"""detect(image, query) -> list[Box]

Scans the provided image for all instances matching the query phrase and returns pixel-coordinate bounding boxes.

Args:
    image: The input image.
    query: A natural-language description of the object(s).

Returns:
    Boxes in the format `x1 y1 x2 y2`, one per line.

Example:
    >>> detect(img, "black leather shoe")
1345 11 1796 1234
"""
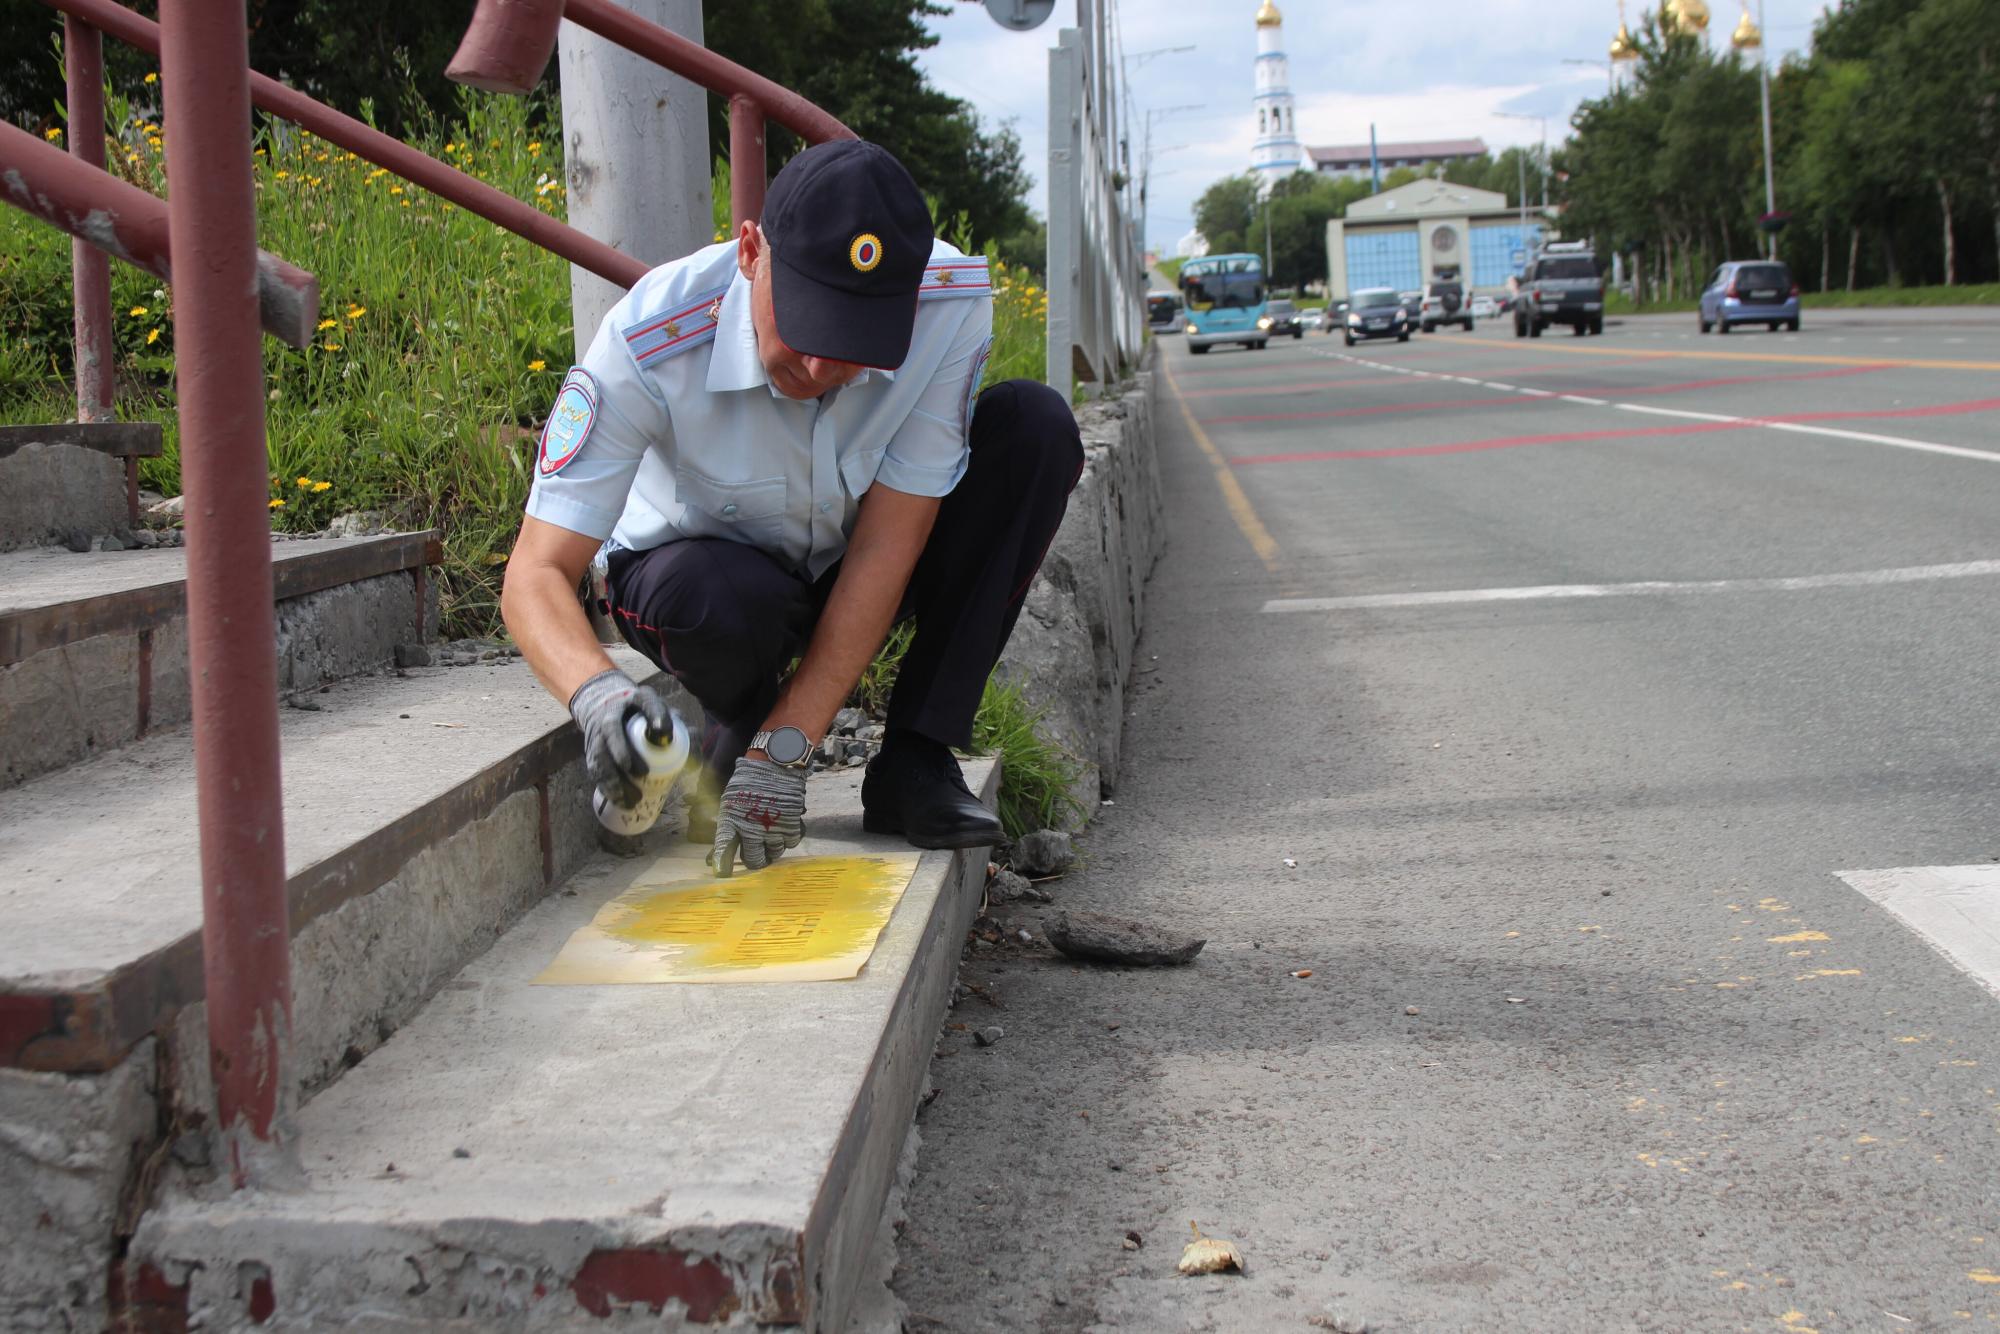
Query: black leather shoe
861 742 1004 850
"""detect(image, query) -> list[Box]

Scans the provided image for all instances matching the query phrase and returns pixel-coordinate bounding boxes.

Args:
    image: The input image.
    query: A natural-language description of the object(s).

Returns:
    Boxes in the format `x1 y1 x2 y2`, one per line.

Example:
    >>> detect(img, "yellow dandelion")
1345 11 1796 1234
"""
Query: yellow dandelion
345 304 366 319
296 476 311 487
254 147 266 157
147 137 162 150
129 305 148 317
269 498 286 509
146 328 160 345
312 481 332 493
44 127 62 141
322 341 342 351
317 318 337 330
444 142 456 152
528 359 546 372
144 72 158 84
527 141 542 154
274 169 289 179
389 184 403 195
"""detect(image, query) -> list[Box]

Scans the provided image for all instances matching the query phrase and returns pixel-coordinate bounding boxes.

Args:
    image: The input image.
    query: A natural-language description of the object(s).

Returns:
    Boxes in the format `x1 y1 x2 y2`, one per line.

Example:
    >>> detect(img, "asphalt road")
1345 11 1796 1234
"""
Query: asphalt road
893 308 2000 1332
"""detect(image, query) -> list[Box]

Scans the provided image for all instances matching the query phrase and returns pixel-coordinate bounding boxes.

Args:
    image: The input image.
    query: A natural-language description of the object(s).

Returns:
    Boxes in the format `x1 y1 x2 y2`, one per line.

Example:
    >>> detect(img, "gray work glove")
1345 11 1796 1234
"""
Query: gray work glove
568 668 673 810
710 757 807 878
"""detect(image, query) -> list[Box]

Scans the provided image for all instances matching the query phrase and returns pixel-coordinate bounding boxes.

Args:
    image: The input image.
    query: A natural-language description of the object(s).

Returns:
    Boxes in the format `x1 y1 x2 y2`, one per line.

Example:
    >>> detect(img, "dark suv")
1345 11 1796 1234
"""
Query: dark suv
1513 244 1605 338
1420 280 1473 332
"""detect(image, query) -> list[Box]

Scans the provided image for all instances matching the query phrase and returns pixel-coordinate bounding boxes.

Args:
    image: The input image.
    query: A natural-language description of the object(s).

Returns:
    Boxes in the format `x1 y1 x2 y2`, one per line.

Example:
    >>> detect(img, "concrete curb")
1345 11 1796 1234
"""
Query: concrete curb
996 357 1163 825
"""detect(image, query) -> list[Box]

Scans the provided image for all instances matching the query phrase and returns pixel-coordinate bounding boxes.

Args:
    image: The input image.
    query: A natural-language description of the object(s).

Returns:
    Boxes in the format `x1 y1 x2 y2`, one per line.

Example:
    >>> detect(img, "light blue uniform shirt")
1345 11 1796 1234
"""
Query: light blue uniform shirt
525 238 994 579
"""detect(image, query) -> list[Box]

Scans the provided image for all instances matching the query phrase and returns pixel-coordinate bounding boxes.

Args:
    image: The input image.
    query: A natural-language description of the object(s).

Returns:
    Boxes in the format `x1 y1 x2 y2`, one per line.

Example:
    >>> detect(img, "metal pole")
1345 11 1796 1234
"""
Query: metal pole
1539 117 1548 211
1757 0 1777 260
158 0 294 1188
64 17 114 427
556 0 711 362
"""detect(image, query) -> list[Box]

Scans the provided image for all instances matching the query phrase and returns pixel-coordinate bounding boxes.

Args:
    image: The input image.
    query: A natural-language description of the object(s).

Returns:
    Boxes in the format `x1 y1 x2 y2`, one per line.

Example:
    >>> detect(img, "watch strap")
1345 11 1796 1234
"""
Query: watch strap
751 726 814 768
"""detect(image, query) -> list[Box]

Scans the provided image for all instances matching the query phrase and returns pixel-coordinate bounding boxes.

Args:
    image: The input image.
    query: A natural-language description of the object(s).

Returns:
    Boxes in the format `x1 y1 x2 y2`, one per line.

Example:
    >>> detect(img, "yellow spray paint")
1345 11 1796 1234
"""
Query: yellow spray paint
535 853 922 985
1769 930 1831 943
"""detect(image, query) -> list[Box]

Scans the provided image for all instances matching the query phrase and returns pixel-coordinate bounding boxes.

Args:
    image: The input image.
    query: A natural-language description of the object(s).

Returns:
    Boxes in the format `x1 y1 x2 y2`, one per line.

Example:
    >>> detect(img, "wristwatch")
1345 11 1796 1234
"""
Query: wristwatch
749 725 814 768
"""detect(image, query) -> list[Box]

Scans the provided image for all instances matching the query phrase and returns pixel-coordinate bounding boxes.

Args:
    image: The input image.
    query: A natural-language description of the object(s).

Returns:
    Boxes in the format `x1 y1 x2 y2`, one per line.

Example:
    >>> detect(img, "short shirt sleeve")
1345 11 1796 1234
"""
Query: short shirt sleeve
875 294 993 498
523 315 670 540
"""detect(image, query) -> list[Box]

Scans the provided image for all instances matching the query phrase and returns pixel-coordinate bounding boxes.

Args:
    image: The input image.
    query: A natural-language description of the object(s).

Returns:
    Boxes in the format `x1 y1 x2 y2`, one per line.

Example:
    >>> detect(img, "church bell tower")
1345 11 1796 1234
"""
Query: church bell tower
1251 0 1302 195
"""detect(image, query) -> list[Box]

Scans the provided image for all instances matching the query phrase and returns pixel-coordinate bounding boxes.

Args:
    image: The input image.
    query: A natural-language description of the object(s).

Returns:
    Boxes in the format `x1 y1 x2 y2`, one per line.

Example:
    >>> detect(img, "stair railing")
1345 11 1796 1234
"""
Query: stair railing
7 0 852 1190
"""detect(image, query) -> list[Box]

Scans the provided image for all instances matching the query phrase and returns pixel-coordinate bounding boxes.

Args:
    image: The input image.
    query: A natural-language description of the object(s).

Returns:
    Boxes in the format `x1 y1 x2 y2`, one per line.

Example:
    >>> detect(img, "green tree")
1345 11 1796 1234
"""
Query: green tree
1193 174 1259 256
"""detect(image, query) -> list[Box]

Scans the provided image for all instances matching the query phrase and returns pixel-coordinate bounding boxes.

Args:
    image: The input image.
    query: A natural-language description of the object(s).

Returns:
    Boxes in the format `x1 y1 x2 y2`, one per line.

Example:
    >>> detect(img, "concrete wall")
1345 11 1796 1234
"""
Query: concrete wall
0 441 128 553
0 1041 158 1334
1 571 437 789
995 364 1163 827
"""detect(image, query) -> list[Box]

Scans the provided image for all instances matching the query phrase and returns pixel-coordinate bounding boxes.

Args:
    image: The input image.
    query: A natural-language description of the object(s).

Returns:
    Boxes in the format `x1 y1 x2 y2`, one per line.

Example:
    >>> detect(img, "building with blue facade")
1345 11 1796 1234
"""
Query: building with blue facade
1324 178 1548 298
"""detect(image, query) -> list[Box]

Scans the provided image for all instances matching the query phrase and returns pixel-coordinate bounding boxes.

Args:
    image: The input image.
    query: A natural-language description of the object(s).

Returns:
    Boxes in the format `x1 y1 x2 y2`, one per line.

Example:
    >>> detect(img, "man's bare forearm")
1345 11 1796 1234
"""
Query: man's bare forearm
501 515 619 705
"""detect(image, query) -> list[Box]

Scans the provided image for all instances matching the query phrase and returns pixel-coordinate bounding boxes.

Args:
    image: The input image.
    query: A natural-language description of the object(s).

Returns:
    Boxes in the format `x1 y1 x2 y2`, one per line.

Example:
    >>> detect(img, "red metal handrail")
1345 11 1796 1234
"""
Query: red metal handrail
447 0 857 226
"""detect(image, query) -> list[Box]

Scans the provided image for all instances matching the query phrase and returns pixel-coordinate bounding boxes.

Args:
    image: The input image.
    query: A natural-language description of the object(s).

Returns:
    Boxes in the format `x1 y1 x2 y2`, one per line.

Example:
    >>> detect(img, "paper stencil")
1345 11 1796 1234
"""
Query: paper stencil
534 852 922 985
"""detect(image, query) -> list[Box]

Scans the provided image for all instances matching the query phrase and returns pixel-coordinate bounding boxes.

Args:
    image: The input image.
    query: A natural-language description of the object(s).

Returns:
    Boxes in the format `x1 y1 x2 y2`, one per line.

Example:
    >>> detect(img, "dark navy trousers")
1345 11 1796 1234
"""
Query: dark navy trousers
605 378 1084 771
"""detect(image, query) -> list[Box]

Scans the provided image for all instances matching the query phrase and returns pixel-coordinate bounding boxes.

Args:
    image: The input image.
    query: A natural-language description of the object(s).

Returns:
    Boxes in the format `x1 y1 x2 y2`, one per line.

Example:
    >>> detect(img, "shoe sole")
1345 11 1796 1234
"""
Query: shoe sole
861 809 1003 850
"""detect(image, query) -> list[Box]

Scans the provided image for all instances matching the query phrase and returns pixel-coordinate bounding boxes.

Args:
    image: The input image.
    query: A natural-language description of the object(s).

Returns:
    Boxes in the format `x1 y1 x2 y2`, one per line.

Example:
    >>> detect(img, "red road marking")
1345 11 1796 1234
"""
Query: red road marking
1228 396 2000 466
1206 363 1911 427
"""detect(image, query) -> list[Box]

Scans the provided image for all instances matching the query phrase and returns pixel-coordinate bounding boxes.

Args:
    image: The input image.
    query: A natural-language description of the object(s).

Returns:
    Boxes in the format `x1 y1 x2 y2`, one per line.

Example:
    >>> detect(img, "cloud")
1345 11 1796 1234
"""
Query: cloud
916 0 1814 250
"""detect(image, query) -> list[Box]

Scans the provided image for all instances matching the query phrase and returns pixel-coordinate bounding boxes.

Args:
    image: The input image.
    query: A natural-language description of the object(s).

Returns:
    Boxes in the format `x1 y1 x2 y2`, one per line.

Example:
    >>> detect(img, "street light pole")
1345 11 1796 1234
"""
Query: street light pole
1756 0 1776 259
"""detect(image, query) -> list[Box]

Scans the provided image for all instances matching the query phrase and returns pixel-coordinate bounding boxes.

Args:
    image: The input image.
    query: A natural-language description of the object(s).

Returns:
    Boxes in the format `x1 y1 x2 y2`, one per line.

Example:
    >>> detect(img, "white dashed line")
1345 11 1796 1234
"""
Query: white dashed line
1484 383 1516 391
1261 559 2000 613
1320 349 2000 465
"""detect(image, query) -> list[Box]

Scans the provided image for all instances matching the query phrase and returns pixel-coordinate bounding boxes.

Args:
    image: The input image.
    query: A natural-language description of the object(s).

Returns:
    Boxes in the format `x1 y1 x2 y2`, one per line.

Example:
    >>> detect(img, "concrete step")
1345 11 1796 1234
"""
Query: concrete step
130 761 998 1333
0 646 673 1084
0 422 163 552
0 532 439 787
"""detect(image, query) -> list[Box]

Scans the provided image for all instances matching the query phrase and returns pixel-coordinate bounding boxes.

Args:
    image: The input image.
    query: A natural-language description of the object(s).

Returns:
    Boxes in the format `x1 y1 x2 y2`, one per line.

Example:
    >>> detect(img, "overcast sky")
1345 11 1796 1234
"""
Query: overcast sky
913 0 1822 253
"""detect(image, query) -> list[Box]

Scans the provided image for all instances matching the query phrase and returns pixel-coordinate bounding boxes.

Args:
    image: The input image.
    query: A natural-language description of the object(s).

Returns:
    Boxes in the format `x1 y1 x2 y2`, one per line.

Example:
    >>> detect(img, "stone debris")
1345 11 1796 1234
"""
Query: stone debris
1046 911 1204 967
1010 828 1074 878
985 868 1052 904
326 510 391 538
1404 1006 1421 1016
393 643 434 669
831 707 868 735
974 1025 1005 1047
148 494 185 518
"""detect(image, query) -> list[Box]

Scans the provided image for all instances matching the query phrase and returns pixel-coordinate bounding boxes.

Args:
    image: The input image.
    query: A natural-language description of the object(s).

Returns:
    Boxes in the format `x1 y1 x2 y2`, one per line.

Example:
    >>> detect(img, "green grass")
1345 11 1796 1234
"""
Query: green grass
2 85 1047 640
1607 282 2000 318
970 677 1087 839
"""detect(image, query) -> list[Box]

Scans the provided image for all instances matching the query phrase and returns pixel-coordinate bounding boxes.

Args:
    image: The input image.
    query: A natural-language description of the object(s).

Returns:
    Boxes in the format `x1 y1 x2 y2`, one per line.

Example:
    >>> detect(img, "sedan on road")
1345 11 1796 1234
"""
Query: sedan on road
1700 260 1802 334
1261 298 1305 340
1343 288 1412 345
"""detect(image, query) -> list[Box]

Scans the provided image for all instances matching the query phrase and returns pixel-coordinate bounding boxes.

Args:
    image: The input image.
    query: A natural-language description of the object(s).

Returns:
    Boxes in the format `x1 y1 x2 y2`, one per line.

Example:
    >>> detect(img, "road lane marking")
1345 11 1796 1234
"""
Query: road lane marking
1260 560 2000 613
1837 866 2000 1005
1325 350 2000 465
1449 339 2000 373
1160 359 1284 574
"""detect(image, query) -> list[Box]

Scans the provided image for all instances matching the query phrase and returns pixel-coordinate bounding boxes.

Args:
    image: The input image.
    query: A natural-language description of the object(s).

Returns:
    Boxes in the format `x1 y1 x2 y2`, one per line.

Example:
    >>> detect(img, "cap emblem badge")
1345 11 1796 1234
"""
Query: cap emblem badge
849 233 883 273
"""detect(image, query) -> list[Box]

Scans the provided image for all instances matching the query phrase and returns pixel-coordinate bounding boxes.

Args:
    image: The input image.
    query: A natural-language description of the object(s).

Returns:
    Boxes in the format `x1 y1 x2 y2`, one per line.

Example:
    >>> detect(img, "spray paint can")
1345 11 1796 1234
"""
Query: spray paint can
592 710 692 836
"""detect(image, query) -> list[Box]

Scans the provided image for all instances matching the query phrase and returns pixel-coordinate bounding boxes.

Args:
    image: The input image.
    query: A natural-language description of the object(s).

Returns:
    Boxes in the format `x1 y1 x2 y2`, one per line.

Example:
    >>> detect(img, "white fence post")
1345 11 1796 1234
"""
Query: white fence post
1045 8 1143 394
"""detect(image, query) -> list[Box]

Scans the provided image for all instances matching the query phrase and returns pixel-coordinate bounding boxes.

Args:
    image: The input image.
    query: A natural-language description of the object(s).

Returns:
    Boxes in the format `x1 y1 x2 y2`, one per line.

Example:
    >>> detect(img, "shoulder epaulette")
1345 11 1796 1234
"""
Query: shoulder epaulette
623 283 731 368
918 258 992 301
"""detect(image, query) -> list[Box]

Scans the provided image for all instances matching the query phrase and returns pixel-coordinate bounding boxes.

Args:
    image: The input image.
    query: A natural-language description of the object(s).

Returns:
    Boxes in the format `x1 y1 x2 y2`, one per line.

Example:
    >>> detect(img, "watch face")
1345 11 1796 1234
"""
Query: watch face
766 726 812 766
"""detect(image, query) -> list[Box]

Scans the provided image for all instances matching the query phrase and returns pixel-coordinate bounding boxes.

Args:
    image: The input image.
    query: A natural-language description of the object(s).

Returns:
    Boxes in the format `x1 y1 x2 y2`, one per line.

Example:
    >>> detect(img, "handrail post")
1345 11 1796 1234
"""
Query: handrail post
158 0 294 1188
729 94 765 230
64 17 115 429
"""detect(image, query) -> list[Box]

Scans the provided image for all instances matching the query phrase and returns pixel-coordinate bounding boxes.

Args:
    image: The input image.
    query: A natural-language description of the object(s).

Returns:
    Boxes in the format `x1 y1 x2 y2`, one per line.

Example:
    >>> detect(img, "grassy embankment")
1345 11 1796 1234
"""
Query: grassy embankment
0 85 1077 834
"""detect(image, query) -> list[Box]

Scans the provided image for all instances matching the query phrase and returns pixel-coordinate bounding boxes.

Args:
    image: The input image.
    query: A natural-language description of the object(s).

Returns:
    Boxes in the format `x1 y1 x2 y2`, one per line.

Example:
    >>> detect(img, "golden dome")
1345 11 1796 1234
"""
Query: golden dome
1610 22 1638 60
1255 0 1282 27
1664 0 1710 32
1730 7 1762 48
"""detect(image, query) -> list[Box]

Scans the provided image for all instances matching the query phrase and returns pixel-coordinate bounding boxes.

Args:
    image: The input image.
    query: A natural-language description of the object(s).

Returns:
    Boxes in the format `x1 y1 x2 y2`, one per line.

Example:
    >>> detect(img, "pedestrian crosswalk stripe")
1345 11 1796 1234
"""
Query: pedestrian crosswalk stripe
1837 866 2000 1005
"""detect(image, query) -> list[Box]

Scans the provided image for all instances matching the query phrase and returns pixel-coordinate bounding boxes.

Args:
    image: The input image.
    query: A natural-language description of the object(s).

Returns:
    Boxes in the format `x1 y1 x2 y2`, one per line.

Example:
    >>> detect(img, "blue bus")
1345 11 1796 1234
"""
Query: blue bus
1178 252 1269 355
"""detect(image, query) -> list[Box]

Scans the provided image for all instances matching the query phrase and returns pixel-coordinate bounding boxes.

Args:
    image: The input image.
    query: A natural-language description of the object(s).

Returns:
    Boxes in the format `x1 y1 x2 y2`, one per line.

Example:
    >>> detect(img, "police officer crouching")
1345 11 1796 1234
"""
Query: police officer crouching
502 140 1083 877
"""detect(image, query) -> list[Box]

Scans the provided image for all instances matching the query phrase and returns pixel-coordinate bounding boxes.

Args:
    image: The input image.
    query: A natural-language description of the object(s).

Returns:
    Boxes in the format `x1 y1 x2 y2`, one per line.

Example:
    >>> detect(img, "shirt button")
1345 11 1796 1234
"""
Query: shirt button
720 503 738 517
818 501 831 513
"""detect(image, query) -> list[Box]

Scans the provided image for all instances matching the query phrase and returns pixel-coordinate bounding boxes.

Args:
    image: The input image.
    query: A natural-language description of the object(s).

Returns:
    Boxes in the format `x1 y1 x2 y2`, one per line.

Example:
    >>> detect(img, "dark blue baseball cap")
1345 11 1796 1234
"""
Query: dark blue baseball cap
762 140 932 370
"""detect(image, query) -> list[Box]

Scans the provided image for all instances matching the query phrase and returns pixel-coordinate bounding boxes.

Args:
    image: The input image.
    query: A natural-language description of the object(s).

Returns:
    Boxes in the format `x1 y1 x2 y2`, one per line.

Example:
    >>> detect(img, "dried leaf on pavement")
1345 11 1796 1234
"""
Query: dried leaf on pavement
1176 1221 1246 1276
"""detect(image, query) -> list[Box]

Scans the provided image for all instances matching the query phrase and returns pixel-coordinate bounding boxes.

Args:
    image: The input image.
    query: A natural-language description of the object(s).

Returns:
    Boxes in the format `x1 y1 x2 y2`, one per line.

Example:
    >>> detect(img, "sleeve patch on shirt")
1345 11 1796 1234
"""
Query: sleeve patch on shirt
918 258 993 301
538 367 599 477
623 283 731 368
962 337 993 439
